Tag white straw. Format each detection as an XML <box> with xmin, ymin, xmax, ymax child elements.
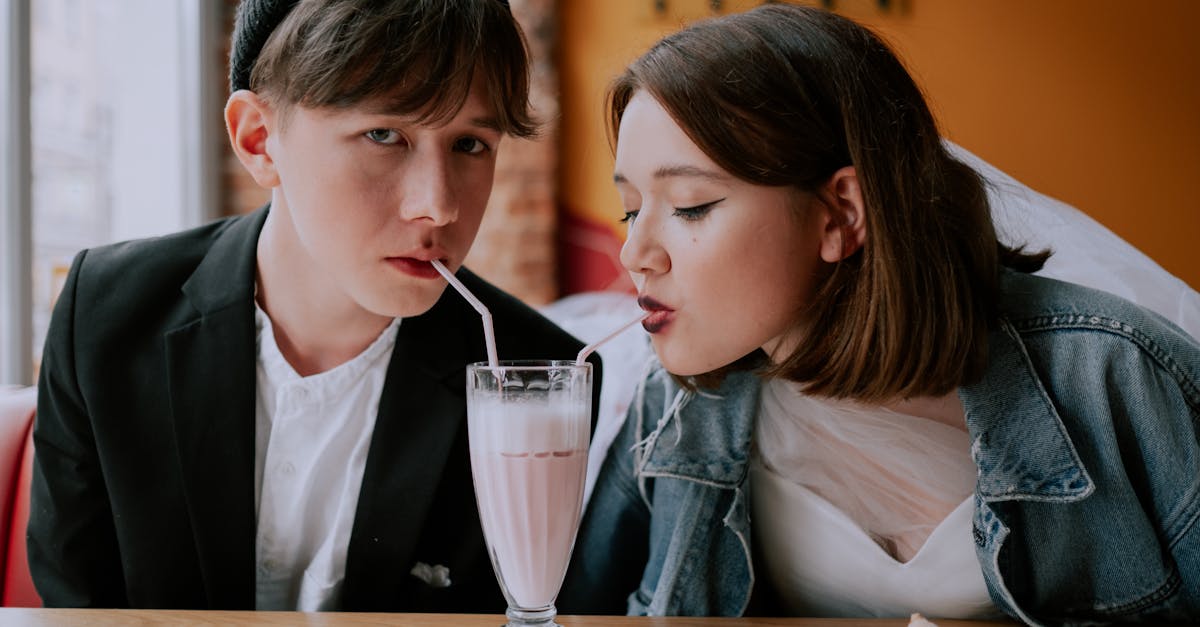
<box><xmin>575</xmin><ymin>311</ymin><xmax>651</xmax><ymax>366</ymax></box>
<box><xmin>431</xmin><ymin>260</ymin><xmax>499</xmax><ymax>368</ymax></box>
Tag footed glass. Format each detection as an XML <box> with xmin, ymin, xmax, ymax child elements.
<box><xmin>466</xmin><ymin>360</ymin><xmax>592</xmax><ymax>627</ymax></box>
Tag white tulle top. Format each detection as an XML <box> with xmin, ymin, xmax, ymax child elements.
<box><xmin>751</xmin><ymin>378</ymin><xmax>1001</xmax><ymax>619</ymax></box>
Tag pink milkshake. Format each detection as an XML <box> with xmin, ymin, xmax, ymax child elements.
<box><xmin>467</xmin><ymin>395</ymin><xmax>590</xmax><ymax>612</ymax></box>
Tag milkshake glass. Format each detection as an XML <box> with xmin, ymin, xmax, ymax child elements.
<box><xmin>467</xmin><ymin>360</ymin><xmax>591</xmax><ymax>627</ymax></box>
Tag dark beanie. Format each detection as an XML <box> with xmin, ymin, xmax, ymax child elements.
<box><xmin>228</xmin><ymin>0</ymin><xmax>301</xmax><ymax>93</ymax></box>
<box><xmin>228</xmin><ymin>0</ymin><xmax>514</xmax><ymax>94</ymax></box>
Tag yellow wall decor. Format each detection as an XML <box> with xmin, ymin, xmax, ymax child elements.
<box><xmin>557</xmin><ymin>0</ymin><xmax>1199</xmax><ymax>293</ymax></box>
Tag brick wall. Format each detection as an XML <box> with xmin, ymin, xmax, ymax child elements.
<box><xmin>218</xmin><ymin>0</ymin><xmax>559</xmax><ymax>305</ymax></box>
<box><xmin>463</xmin><ymin>0</ymin><xmax>559</xmax><ymax>304</ymax></box>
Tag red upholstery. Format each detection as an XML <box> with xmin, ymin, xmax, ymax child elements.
<box><xmin>0</xmin><ymin>386</ymin><xmax>40</xmax><ymax>606</ymax></box>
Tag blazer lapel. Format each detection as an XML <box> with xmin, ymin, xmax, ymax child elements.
<box><xmin>165</xmin><ymin>208</ymin><xmax>266</xmax><ymax>609</ymax></box>
<box><xmin>342</xmin><ymin>291</ymin><xmax>476</xmax><ymax>607</ymax></box>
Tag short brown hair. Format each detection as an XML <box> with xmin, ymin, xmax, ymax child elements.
<box><xmin>609</xmin><ymin>4</ymin><xmax>1048</xmax><ymax>401</ymax></box>
<box><xmin>247</xmin><ymin>0</ymin><xmax>536</xmax><ymax>137</ymax></box>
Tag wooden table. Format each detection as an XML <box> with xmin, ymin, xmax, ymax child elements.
<box><xmin>0</xmin><ymin>610</ymin><xmax>1017</xmax><ymax>626</ymax></box>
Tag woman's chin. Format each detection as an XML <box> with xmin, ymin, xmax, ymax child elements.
<box><xmin>655</xmin><ymin>348</ymin><xmax>715</xmax><ymax>378</ymax></box>
<box><xmin>656</xmin><ymin>339</ymin><xmax>759</xmax><ymax>379</ymax></box>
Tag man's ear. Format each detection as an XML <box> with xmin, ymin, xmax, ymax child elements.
<box><xmin>817</xmin><ymin>165</ymin><xmax>867</xmax><ymax>263</ymax></box>
<box><xmin>225</xmin><ymin>90</ymin><xmax>280</xmax><ymax>189</ymax></box>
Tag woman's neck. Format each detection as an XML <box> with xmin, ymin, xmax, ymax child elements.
<box><xmin>884</xmin><ymin>391</ymin><xmax>967</xmax><ymax>431</ymax></box>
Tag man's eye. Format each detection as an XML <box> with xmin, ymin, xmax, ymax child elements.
<box><xmin>365</xmin><ymin>129</ymin><xmax>402</xmax><ymax>145</ymax></box>
<box><xmin>618</xmin><ymin>210</ymin><xmax>639</xmax><ymax>224</ymax></box>
<box><xmin>453</xmin><ymin>137</ymin><xmax>489</xmax><ymax>154</ymax></box>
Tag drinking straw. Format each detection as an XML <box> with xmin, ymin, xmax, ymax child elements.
<box><xmin>575</xmin><ymin>311</ymin><xmax>651</xmax><ymax>366</ymax></box>
<box><xmin>430</xmin><ymin>260</ymin><xmax>499</xmax><ymax>368</ymax></box>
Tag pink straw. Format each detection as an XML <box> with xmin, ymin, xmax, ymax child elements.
<box><xmin>575</xmin><ymin>312</ymin><xmax>651</xmax><ymax>365</ymax></box>
<box><xmin>430</xmin><ymin>260</ymin><xmax>499</xmax><ymax>368</ymax></box>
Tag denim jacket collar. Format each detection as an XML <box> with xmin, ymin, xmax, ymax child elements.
<box><xmin>960</xmin><ymin>317</ymin><xmax>1094</xmax><ymax>503</ymax></box>
<box><xmin>637</xmin><ymin>370</ymin><xmax>761</xmax><ymax>487</ymax></box>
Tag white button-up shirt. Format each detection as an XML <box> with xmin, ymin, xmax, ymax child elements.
<box><xmin>253</xmin><ymin>305</ymin><xmax>400</xmax><ymax>610</ymax></box>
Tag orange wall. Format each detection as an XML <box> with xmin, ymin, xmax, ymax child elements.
<box><xmin>558</xmin><ymin>0</ymin><xmax>1200</xmax><ymax>291</ymax></box>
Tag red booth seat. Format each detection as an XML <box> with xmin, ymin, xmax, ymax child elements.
<box><xmin>0</xmin><ymin>386</ymin><xmax>41</xmax><ymax>607</ymax></box>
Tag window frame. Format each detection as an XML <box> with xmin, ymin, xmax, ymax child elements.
<box><xmin>1</xmin><ymin>0</ymin><xmax>33</xmax><ymax>386</ymax></box>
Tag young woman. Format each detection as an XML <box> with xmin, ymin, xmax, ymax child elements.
<box><xmin>559</xmin><ymin>4</ymin><xmax>1200</xmax><ymax>625</ymax></box>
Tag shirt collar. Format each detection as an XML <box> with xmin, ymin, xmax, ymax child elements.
<box><xmin>254</xmin><ymin>303</ymin><xmax>401</xmax><ymax>399</ymax></box>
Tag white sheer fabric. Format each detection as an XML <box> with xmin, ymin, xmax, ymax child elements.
<box><xmin>751</xmin><ymin>462</ymin><xmax>998</xmax><ymax>619</ymax></box>
<box><xmin>754</xmin><ymin>378</ymin><xmax>976</xmax><ymax>562</ymax></box>
<box><xmin>751</xmin><ymin>378</ymin><xmax>999</xmax><ymax>618</ymax></box>
<box><xmin>948</xmin><ymin>141</ymin><xmax>1200</xmax><ymax>341</ymax></box>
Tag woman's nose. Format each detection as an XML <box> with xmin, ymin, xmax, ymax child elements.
<box><xmin>619</xmin><ymin>214</ymin><xmax>670</xmax><ymax>276</ymax></box>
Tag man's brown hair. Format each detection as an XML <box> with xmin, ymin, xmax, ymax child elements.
<box><xmin>244</xmin><ymin>0</ymin><xmax>536</xmax><ymax>137</ymax></box>
<box><xmin>609</xmin><ymin>4</ymin><xmax>1048</xmax><ymax>401</ymax></box>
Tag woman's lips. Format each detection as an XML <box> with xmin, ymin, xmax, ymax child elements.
<box><xmin>642</xmin><ymin>309</ymin><xmax>674</xmax><ymax>333</ymax></box>
<box><xmin>387</xmin><ymin>257</ymin><xmax>442</xmax><ymax>279</ymax></box>
<box><xmin>638</xmin><ymin>295</ymin><xmax>675</xmax><ymax>333</ymax></box>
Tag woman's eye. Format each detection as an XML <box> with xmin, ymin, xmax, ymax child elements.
<box><xmin>453</xmin><ymin>137</ymin><xmax>490</xmax><ymax>155</ymax></box>
<box><xmin>365</xmin><ymin>129</ymin><xmax>402</xmax><ymax>145</ymax></box>
<box><xmin>619</xmin><ymin>210</ymin><xmax>639</xmax><ymax>224</ymax></box>
<box><xmin>673</xmin><ymin>199</ymin><xmax>722</xmax><ymax>221</ymax></box>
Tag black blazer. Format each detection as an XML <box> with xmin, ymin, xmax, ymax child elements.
<box><xmin>29</xmin><ymin>207</ymin><xmax>601</xmax><ymax>611</ymax></box>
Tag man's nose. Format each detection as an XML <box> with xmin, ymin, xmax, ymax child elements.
<box><xmin>398</xmin><ymin>156</ymin><xmax>458</xmax><ymax>226</ymax></box>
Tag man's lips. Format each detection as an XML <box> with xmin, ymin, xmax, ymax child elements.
<box><xmin>386</xmin><ymin>257</ymin><xmax>443</xmax><ymax>279</ymax></box>
<box><xmin>637</xmin><ymin>295</ymin><xmax>675</xmax><ymax>333</ymax></box>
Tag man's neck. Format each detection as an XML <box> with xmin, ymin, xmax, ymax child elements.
<box><xmin>255</xmin><ymin>207</ymin><xmax>393</xmax><ymax>377</ymax></box>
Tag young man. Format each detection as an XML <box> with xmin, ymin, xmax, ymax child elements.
<box><xmin>29</xmin><ymin>0</ymin><xmax>600</xmax><ymax>612</ymax></box>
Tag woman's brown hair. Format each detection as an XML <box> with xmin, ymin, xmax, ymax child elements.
<box><xmin>609</xmin><ymin>4</ymin><xmax>1048</xmax><ymax>401</ymax></box>
<box><xmin>246</xmin><ymin>0</ymin><xmax>536</xmax><ymax>138</ymax></box>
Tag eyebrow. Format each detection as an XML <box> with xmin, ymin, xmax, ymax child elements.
<box><xmin>469</xmin><ymin>116</ymin><xmax>503</xmax><ymax>132</ymax></box>
<box><xmin>357</xmin><ymin>105</ymin><xmax>503</xmax><ymax>132</ymax></box>
<box><xmin>613</xmin><ymin>164</ymin><xmax>732</xmax><ymax>184</ymax></box>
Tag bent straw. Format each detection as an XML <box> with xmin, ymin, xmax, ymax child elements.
<box><xmin>430</xmin><ymin>260</ymin><xmax>499</xmax><ymax>368</ymax></box>
<box><xmin>576</xmin><ymin>311</ymin><xmax>651</xmax><ymax>366</ymax></box>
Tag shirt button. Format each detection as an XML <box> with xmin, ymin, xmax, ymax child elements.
<box><xmin>262</xmin><ymin>558</ymin><xmax>278</xmax><ymax>573</ymax></box>
<box><xmin>280</xmin><ymin>462</ymin><xmax>295</xmax><ymax>476</ymax></box>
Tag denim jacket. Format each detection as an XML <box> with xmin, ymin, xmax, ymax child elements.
<box><xmin>560</xmin><ymin>270</ymin><xmax>1200</xmax><ymax>625</ymax></box>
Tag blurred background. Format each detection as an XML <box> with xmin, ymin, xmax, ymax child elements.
<box><xmin>2</xmin><ymin>0</ymin><xmax>1198</xmax><ymax>385</ymax></box>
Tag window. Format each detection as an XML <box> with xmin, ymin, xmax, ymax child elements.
<box><xmin>1</xmin><ymin>0</ymin><xmax>221</xmax><ymax>384</ymax></box>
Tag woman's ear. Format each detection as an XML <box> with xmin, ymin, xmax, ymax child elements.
<box><xmin>224</xmin><ymin>90</ymin><xmax>280</xmax><ymax>189</ymax></box>
<box><xmin>817</xmin><ymin>165</ymin><xmax>867</xmax><ymax>263</ymax></box>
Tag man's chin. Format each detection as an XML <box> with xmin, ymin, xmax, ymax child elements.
<box><xmin>366</xmin><ymin>285</ymin><xmax>447</xmax><ymax>319</ymax></box>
